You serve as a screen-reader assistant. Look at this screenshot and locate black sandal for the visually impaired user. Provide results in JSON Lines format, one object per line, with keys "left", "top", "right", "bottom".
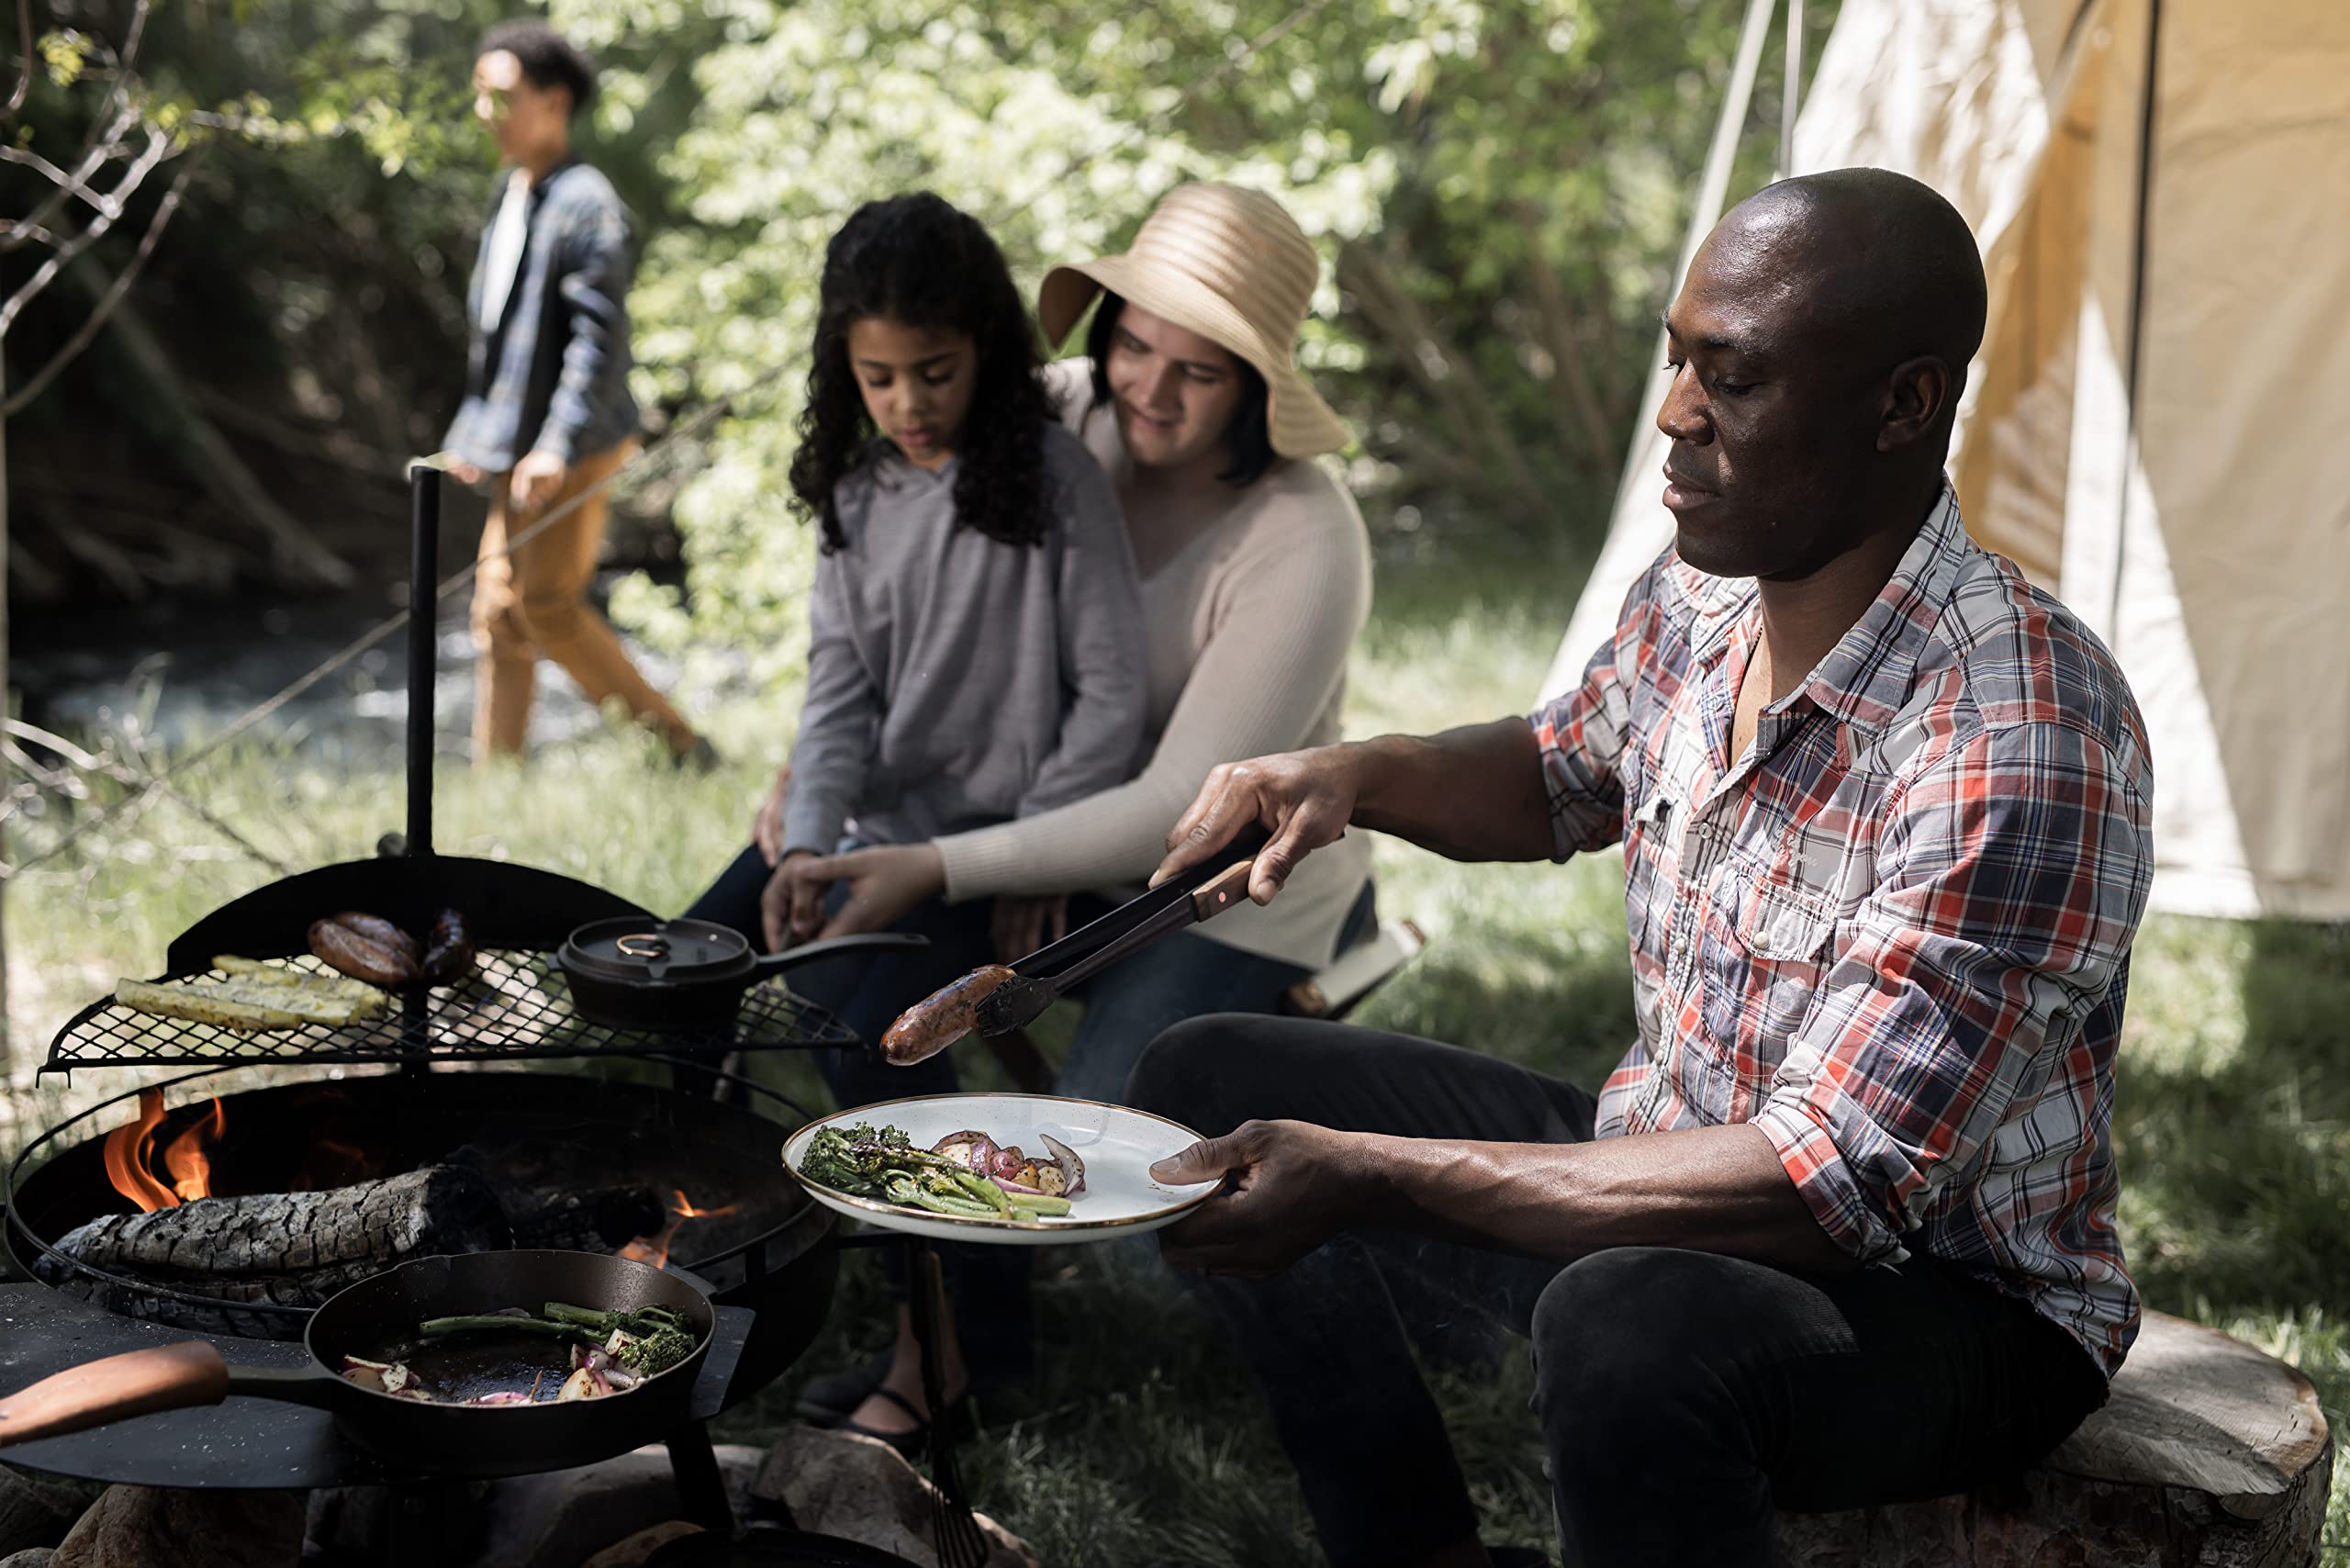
{"left": 792, "top": 1345, "right": 895, "bottom": 1426}
{"left": 834, "top": 1384, "right": 974, "bottom": 1460}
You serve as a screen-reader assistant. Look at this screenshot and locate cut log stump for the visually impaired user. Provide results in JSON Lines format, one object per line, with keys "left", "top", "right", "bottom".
{"left": 1776, "top": 1311, "right": 2333, "bottom": 1566}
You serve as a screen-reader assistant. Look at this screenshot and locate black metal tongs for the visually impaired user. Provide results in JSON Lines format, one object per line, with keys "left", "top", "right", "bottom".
{"left": 970, "top": 827, "right": 1271, "bottom": 1037}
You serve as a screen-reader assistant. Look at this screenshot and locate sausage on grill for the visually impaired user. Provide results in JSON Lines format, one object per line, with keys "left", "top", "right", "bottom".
{"left": 420, "top": 909, "right": 475, "bottom": 985}
{"left": 308, "top": 920, "right": 421, "bottom": 986}
{"left": 330, "top": 912, "right": 420, "bottom": 963}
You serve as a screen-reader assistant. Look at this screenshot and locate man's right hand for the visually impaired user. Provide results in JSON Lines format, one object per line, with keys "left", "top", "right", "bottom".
{"left": 446, "top": 458, "right": 486, "bottom": 487}
{"left": 754, "top": 764, "right": 793, "bottom": 868}
{"left": 1152, "top": 744, "right": 1360, "bottom": 905}
{"left": 1149, "top": 1119, "right": 1376, "bottom": 1278}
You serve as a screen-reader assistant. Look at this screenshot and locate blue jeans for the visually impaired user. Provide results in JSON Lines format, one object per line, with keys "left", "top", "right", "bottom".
{"left": 684, "top": 841, "right": 1369, "bottom": 1380}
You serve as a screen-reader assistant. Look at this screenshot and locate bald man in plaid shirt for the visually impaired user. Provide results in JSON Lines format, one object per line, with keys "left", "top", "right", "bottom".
{"left": 1132, "top": 169, "right": 2154, "bottom": 1568}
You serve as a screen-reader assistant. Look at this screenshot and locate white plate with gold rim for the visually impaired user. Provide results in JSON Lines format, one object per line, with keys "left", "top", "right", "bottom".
{"left": 781, "top": 1092, "right": 1221, "bottom": 1247}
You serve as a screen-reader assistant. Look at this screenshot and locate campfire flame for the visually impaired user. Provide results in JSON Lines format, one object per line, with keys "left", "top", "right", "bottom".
{"left": 103, "top": 1089, "right": 226, "bottom": 1213}
{"left": 164, "top": 1095, "right": 225, "bottom": 1203}
{"left": 620, "top": 1188, "right": 739, "bottom": 1269}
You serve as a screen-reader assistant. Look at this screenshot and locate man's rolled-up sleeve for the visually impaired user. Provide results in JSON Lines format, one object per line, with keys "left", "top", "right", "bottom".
{"left": 1750, "top": 719, "right": 2154, "bottom": 1263}
{"left": 1527, "top": 573, "right": 1662, "bottom": 860}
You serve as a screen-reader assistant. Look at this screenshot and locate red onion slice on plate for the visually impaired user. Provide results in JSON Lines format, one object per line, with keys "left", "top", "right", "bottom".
{"left": 1038, "top": 1133, "right": 1087, "bottom": 1196}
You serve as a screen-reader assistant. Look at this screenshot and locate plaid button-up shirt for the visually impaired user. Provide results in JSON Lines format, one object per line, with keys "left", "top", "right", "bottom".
{"left": 442, "top": 159, "right": 639, "bottom": 474}
{"left": 1534, "top": 487, "right": 2154, "bottom": 1375}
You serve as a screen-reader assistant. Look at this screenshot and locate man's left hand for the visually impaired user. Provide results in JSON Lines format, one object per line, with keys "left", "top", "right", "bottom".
{"left": 1151, "top": 1119, "right": 1374, "bottom": 1278}
{"left": 510, "top": 448, "right": 571, "bottom": 511}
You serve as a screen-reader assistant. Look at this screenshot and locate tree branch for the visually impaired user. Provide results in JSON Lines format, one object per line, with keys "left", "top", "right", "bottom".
{"left": 0, "top": 218, "right": 62, "bottom": 248}
{"left": 3, "top": 0, "right": 152, "bottom": 251}
{"left": 0, "top": 139, "right": 147, "bottom": 218}
{"left": 190, "top": 385, "right": 408, "bottom": 485}
{"left": 0, "top": 144, "right": 103, "bottom": 205}
{"left": 0, "top": 121, "right": 171, "bottom": 335}
{"left": 1522, "top": 235, "right": 1624, "bottom": 487}
{"left": 74, "top": 287, "right": 355, "bottom": 587}
{"left": 2, "top": 157, "right": 189, "bottom": 415}
{"left": 116, "top": 0, "right": 148, "bottom": 75}
{"left": 100, "top": 745, "right": 296, "bottom": 878}
{"left": 1339, "top": 237, "right": 1543, "bottom": 502}
{"left": 1392, "top": 428, "right": 1497, "bottom": 488}
{"left": 0, "top": 95, "right": 140, "bottom": 252}
{"left": 5, "top": 0, "right": 32, "bottom": 122}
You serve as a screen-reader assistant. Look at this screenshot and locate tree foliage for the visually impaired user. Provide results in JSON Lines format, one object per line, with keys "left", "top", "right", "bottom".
{"left": 6, "top": 0, "right": 1819, "bottom": 684}
{"left": 572, "top": 0, "right": 1812, "bottom": 691}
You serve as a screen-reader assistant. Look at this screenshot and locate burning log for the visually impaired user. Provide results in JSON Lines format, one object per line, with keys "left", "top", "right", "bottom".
{"left": 442, "top": 1138, "right": 673, "bottom": 1255}
{"left": 506, "top": 1186, "right": 669, "bottom": 1256}
{"left": 34, "top": 1166, "right": 511, "bottom": 1338}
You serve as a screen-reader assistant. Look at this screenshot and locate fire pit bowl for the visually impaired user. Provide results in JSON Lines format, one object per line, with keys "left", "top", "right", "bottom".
{"left": 5, "top": 1064, "right": 839, "bottom": 1406}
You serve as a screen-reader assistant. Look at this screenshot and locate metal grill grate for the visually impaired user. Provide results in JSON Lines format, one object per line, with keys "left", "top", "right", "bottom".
{"left": 44, "top": 950, "right": 856, "bottom": 1072}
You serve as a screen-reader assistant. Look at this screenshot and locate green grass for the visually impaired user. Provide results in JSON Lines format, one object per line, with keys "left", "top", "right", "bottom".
{"left": 6, "top": 565, "right": 2346, "bottom": 1562}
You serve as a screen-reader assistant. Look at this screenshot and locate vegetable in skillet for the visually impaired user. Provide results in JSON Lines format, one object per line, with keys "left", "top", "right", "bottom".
{"left": 372, "top": 1300, "right": 702, "bottom": 1402}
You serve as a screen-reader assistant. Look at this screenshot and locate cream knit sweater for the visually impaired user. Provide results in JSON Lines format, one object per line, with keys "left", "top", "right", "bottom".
{"left": 932, "top": 361, "right": 1373, "bottom": 971}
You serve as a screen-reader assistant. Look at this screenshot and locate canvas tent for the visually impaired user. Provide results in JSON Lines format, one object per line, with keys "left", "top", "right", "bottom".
{"left": 1544, "top": 0, "right": 2350, "bottom": 920}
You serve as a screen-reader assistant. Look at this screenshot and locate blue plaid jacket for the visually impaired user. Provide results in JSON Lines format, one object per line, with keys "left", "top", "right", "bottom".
{"left": 442, "top": 159, "right": 639, "bottom": 471}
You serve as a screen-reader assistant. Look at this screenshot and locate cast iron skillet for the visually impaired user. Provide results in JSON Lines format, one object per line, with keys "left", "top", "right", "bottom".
{"left": 0, "top": 1250, "right": 713, "bottom": 1478}
{"left": 559, "top": 919, "right": 928, "bottom": 1034}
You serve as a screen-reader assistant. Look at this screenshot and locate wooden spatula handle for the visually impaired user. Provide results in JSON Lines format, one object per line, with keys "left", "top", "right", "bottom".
{"left": 0, "top": 1341, "right": 232, "bottom": 1447}
{"left": 1190, "top": 861, "right": 1257, "bottom": 922}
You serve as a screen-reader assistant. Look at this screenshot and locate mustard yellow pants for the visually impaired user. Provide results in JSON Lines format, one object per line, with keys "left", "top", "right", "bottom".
{"left": 469, "top": 442, "right": 695, "bottom": 760}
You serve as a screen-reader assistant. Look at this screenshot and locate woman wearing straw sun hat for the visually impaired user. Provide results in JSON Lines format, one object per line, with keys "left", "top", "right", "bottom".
{"left": 733, "top": 181, "right": 1377, "bottom": 1443}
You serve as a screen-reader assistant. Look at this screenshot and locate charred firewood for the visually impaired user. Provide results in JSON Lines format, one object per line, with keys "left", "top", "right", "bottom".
{"left": 442, "top": 1138, "right": 668, "bottom": 1252}
{"left": 504, "top": 1185, "right": 667, "bottom": 1254}
{"left": 34, "top": 1165, "right": 510, "bottom": 1339}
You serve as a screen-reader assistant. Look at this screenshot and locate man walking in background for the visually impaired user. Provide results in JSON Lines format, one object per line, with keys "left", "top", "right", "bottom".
{"left": 442, "top": 19, "right": 707, "bottom": 767}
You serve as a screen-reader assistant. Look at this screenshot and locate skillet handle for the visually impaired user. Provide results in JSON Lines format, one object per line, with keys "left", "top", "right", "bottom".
{"left": 0, "top": 1341, "right": 230, "bottom": 1447}
{"left": 752, "top": 931, "right": 929, "bottom": 975}
{"left": 224, "top": 1363, "right": 346, "bottom": 1411}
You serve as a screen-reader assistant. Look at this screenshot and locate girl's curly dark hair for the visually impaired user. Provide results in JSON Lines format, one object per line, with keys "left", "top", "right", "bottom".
{"left": 789, "top": 194, "right": 1053, "bottom": 554}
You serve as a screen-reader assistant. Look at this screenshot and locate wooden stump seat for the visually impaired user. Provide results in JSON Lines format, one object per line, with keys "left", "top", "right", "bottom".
{"left": 1775, "top": 1311, "right": 2333, "bottom": 1566}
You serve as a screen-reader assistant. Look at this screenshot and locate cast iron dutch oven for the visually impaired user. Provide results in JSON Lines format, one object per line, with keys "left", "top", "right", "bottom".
{"left": 558, "top": 918, "right": 927, "bottom": 1033}
{"left": 0, "top": 1250, "right": 716, "bottom": 1478}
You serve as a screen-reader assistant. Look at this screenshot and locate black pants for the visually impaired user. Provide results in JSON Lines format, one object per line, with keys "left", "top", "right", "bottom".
{"left": 1125, "top": 1015, "right": 2109, "bottom": 1568}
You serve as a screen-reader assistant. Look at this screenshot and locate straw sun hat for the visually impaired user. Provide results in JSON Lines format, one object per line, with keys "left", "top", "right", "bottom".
{"left": 1037, "top": 182, "right": 1352, "bottom": 458}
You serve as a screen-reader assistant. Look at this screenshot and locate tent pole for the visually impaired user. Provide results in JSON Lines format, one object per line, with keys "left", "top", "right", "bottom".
{"left": 1602, "top": 0, "right": 1778, "bottom": 532}
{"left": 2110, "top": 0, "right": 2165, "bottom": 649}
{"left": 1779, "top": 0, "right": 1805, "bottom": 179}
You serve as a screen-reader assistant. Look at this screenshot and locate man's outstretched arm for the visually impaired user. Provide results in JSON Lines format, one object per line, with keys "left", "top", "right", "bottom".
{"left": 1153, "top": 718, "right": 1561, "bottom": 903}
{"left": 1152, "top": 1119, "right": 1853, "bottom": 1280}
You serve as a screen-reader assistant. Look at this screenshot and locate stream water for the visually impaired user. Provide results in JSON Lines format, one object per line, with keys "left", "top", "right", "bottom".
{"left": 11, "top": 564, "right": 709, "bottom": 771}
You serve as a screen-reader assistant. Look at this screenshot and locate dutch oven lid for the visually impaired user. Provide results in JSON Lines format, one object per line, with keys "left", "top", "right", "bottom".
{"left": 561, "top": 916, "right": 755, "bottom": 985}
